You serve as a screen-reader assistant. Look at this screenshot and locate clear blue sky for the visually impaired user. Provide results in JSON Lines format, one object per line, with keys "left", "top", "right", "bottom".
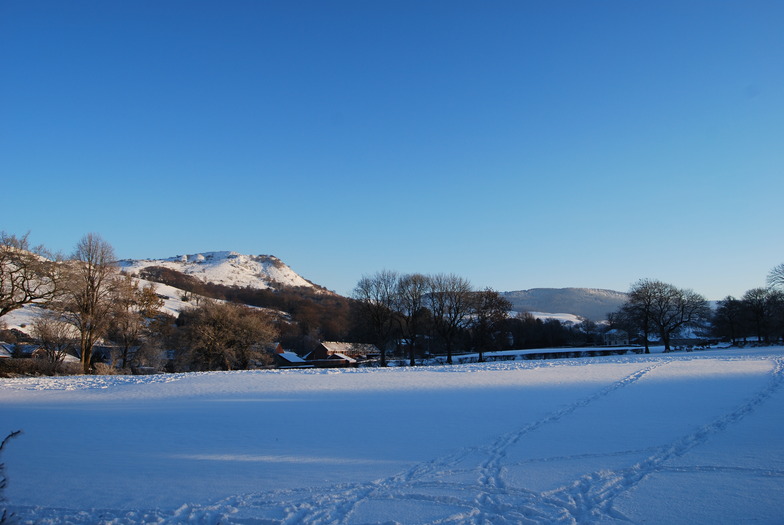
{"left": 1, "top": 1, "right": 782, "bottom": 300}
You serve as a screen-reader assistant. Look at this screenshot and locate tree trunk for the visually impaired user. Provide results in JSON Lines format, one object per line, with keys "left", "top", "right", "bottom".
{"left": 121, "top": 345, "right": 130, "bottom": 369}
{"left": 81, "top": 347, "right": 92, "bottom": 374}
{"left": 80, "top": 331, "right": 93, "bottom": 374}
{"left": 662, "top": 332, "right": 671, "bottom": 352}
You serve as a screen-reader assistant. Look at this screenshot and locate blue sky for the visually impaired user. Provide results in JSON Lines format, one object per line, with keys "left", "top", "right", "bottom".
{"left": 1, "top": 1, "right": 782, "bottom": 300}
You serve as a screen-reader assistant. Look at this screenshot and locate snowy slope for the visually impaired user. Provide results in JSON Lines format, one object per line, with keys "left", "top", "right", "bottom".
{"left": 2, "top": 345, "right": 783, "bottom": 524}
{"left": 2, "top": 250, "right": 312, "bottom": 334}
{"left": 118, "top": 251, "right": 320, "bottom": 291}
{"left": 503, "top": 288, "right": 628, "bottom": 322}
{"left": 134, "top": 278, "right": 200, "bottom": 319}
{"left": 528, "top": 311, "right": 585, "bottom": 324}
{"left": 0, "top": 276, "right": 278, "bottom": 337}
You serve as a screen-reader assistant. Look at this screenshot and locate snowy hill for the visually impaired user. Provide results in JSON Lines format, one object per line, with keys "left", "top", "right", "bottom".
{"left": 1, "top": 253, "right": 314, "bottom": 335}
{"left": 502, "top": 287, "right": 628, "bottom": 322}
{"left": 118, "top": 251, "right": 322, "bottom": 292}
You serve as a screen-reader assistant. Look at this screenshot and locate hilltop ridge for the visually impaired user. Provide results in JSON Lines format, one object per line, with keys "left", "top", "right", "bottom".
{"left": 502, "top": 287, "right": 627, "bottom": 322}
{"left": 118, "top": 251, "right": 324, "bottom": 292}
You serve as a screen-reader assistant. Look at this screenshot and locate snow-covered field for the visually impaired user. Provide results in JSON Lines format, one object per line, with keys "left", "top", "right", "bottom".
{"left": 1, "top": 346, "right": 783, "bottom": 524}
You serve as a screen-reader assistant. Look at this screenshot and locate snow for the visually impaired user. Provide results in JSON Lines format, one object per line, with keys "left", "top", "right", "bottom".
{"left": 278, "top": 351, "right": 307, "bottom": 364}
{"left": 1, "top": 278, "right": 285, "bottom": 338}
{"left": 118, "top": 251, "right": 319, "bottom": 291}
{"left": 528, "top": 311, "right": 585, "bottom": 324}
{"left": 0, "top": 304, "right": 46, "bottom": 336}
{"left": 329, "top": 352, "right": 357, "bottom": 364}
{"left": 2, "top": 346, "right": 783, "bottom": 524}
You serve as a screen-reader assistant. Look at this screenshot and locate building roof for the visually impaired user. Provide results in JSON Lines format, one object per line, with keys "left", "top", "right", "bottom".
{"left": 328, "top": 352, "right": 357, "bottom": 364}
{"left": 14, "top": 344, "right": 40, "bottom": 356}
{"left": 320, "top": 342, "right": 379, "bottom": 357}
{"left": 277, "top": 351, "right": 307, "bottom": 364}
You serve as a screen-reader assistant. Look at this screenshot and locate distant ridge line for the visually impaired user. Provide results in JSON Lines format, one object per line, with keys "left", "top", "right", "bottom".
{"left": 501, "top": 287, "right": 628, "bottom": 322}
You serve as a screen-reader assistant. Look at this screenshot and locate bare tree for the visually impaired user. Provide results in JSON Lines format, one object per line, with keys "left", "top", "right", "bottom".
{"left": 352, "top": 270, "right": 398, "bottom": 367}
{"left": 393, "top": 273, "right": 429, "bottom": 366}
{"left": 0, "top": 231, "right": 60, "bottom": 319}
{"left": 742, "top": 288, "right": 784, "bottom": 343}
{"left": 181, "top": 300, "right": 277, "bottom": 370}
{"left": 654, "top": 286, "right": 710, "bottom": 352}
{"left": 108, "top": 274, "right": 164, "bottom": 369}
{"left": 59, "top": 233, "right": 119, "bottom": 374}
{"left": 469, "top": 288, "right": 512, "bottom": 361}
{"left": 0, "top": 430, "right": 22, "bottom": 525}
{"left": 711, "top": 296, "right": 747, "bottom": 345}
{"left": 231, "top": 307, "right": 278, "bottom": 370}
{"left": 768, "top": 263, "right": 784, "bottom": 290}
{"left": 135, "top": 312, "right": 178, "bottom": 371}
{"left": 31, "top": 308, "right": 76, "bottom": 374}
{"left": 427, "top": 274, "right": 473, "bottom": 365}
{"left": 622, "top": 279, "right": 710, "bottom": 352}
{"left": 618, "top": 279, "right": 658, "bottom": 353}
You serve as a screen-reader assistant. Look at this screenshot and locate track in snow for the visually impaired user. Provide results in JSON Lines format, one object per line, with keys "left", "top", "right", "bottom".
{"left": 12, "top": 356, "right": 784, "bottom": 525}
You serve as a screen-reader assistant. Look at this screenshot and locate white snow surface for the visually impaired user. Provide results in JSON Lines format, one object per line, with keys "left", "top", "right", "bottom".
{"left": 118, "top": 251, "right": 319, "bottom": 291}
{"left": 0, "top": 305, "right": 44, "bottom": 335}
{"left": 2, "top": 346, "right": 784, "bottom": 524}
{"left": 528, "top": 312, "right": 585, "bottom": 324}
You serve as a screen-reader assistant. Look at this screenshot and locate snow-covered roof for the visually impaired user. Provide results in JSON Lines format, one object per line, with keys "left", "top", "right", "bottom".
{"left": 277, "top": 351, "right": 306, "bottom": 364}
{"left": 321, "top": 342, "right": 379, "bottom": 356}
{"left": 328, "top": 352, "right": 357, "bottom": 363}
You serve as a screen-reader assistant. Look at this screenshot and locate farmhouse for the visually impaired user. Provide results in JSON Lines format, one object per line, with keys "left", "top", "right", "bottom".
{"left": 303, "top": 342, "right": 380, "bottom": 368}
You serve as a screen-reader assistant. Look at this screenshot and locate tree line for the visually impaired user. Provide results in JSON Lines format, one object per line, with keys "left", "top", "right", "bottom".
{"left": 2, "top": 230, "right": 783, "bottom": 374}
{"left": 711, "top": 286, "right": 784, "bottom": 345}
{"left": 606, "top": 273, "right": 784, "bottom": 353}
{"left": 350, "top": 270, "right": 614, "bottom": 365}
{"left": 352, "top": 268, "right": 784, "bottom": 362}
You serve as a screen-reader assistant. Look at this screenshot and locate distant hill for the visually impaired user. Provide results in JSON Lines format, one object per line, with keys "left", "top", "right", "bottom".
{"left": 118, "top": 251, "right": 327, "bottom": 292}
{"left": 3, "top": 251, "right": 341, "bottom": 338}
{"left": 501, "top": 288, "right": 628, "bottom": 322}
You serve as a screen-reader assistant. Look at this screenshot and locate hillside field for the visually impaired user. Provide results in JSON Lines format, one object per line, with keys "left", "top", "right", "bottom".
{"left": 1, "top": 345, "right": 783, "bottom": 524}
